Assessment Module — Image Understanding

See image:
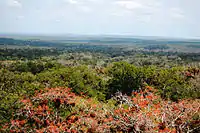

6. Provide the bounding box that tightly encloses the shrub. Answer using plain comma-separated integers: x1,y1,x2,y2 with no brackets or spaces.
37,66,107,101
107,62,143,96
1,86,199,133
108,62,196,101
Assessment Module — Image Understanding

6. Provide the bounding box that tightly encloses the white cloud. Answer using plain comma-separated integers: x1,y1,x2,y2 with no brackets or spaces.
110,12,123,17
35,8,41,14
87,0,98,2
170,8,183,14
113,0,162,16
64,0,78,4
172,13,185,19
16,15,24,19
55,19,61,22
6,0,22,8
63,0,92,13
79,6,92,12
136,15,152,23
115,0,145,10
110,9,132,17
170,8,185,19
15,15,24,21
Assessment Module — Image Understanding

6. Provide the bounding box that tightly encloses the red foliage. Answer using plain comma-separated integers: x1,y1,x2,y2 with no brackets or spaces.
1,86,199,133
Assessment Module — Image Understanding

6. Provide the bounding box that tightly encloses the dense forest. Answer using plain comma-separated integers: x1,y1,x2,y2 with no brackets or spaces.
0,37,199,132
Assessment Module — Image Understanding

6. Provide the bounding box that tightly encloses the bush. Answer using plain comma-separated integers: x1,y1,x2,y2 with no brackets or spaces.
107,62,157,97
7,60,60,74
0,69,39,124
1,87,199,133
108,62,143,96
37,66,107,101
107,62,197,101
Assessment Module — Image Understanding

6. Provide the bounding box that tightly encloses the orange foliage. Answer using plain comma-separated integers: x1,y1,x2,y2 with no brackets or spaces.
1,86,199,133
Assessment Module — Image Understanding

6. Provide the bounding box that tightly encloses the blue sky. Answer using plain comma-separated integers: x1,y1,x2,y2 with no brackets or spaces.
0,0,200,38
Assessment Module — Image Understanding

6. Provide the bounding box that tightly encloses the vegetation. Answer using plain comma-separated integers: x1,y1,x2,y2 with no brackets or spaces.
1,87,199,133
0,48,61,60
0,37,200,132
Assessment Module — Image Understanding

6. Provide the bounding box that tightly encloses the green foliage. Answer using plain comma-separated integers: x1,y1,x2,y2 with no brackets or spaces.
151,67,189,100
1,37,200,130
7,60,60,74
0,48,61,60
107,62,198,101
37,66,107,101
0,69,39,124
1,60,198,126
108,62,144,96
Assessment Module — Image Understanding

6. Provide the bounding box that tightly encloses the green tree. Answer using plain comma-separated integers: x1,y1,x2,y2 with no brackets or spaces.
108,62,144,96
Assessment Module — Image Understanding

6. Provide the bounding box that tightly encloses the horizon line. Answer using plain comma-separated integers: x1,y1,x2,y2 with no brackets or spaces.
0,32,200,40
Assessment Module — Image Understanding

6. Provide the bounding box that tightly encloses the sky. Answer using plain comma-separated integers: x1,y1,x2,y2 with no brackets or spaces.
0,0,200,38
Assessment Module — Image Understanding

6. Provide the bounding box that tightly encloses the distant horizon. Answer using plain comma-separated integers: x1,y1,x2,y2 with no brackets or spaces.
1,32,200,40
